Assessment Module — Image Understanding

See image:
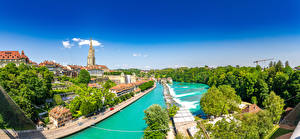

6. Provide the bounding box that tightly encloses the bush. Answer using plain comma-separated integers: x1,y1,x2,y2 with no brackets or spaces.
53,94,64,105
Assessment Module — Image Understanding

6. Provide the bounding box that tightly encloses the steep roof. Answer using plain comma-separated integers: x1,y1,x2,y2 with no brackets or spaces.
39,60,63,67
67,65,85,70
0,51,28,60
110,83,135,93
49,106,71,119
85,65,104,70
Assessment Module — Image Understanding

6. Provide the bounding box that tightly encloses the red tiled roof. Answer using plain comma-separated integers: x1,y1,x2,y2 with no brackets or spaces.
85,65,103,70
134,80,147,86
68,65,85,70
110,83,135,93
110,80,150,93
88,83,100,88
134,88,141,93
85,65,108,70
242,104,261,114
49,106,72,119
0,51,28,60
39,61,62,67
29,60,38,65
97,65,108,69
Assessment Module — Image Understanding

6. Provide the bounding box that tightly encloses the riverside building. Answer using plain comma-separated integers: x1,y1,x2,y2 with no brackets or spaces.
109,80,147,96
49,106,72,128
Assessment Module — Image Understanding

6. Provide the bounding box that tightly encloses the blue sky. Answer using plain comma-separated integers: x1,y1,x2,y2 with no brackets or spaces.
0,0,299,69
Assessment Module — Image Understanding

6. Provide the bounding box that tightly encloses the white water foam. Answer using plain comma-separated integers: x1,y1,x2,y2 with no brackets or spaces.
167,84,199,109
175,92,198,97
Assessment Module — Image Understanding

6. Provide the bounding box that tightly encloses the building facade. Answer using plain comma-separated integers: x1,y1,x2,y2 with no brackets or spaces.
109,83,136,96
0,50,30,68
49,106,72,128
109,80,147,96
39,61,64,76
86,65,104,77
105,72,137,85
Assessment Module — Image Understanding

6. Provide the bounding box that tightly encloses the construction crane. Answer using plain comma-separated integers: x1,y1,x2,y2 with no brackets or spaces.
253,58,274,65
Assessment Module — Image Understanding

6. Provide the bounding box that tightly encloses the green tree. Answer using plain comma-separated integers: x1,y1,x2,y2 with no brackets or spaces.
211,118,241,139
251,96,257,104
53,94,64,105
275,60,283,72
168,104,179,118
263,91,285,123
200,86,224,117
285,61,290,68
80,100,92,116
273,72,289,96
144,104,169,138
78,69,91,84
200,85,240,117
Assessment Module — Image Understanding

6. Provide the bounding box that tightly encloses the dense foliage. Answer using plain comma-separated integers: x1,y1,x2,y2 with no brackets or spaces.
200,85,241,117
0,63,53,121
168,104,179,118
139,81,154,91
151,61,299,107
144,104,169,138
67,80,138,118
263,91,285,123
67,83,116,118
78,69,91,84
196,84,284,138
202,110,274,139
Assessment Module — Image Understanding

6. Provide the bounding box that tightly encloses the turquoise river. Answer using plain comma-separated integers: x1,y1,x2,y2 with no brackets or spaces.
65,82,208,139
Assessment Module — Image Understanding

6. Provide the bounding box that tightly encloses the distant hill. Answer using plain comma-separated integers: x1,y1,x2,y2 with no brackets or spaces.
0,86,35,130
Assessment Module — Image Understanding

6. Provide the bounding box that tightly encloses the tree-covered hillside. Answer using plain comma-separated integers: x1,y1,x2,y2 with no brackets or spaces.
151,61,299,107
0,63,54,122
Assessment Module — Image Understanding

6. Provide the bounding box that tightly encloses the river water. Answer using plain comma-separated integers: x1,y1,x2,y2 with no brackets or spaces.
65,82,208,139
168,82,209,116
65,83,166,139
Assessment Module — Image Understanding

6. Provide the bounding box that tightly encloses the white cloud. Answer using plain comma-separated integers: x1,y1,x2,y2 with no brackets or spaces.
132,53,149,58
73,38,102,47
62,41,72,48
63,38,103,49
72,38,80,42
133,53,142,57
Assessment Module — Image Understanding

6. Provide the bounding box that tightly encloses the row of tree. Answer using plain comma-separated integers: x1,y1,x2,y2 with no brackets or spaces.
150,60,299,107
0,63,53,121
139,81,154,91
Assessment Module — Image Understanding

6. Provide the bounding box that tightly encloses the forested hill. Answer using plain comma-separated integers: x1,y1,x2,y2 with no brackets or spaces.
150,61,299,107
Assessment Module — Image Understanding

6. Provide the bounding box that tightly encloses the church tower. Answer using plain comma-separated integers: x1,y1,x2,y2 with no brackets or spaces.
87,38,96,66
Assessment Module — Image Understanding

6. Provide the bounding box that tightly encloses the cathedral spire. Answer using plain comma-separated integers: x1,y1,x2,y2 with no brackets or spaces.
89,38,93,49
87,37,96,66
